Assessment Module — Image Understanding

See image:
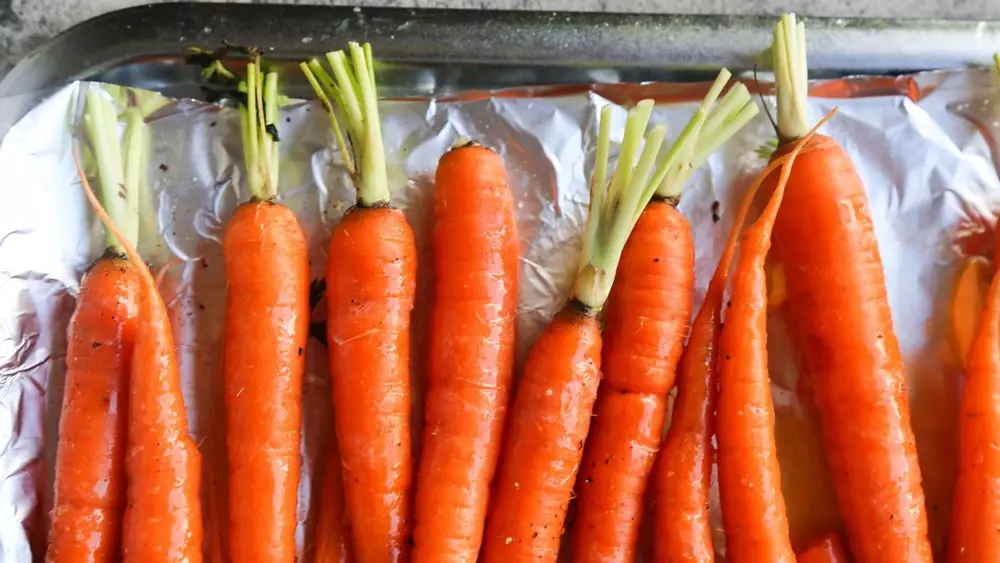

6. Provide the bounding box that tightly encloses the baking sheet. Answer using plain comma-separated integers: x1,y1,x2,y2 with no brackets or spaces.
1,68,998,560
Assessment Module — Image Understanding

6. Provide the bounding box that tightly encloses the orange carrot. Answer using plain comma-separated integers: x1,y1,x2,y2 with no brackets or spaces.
302,43,416,563
650,139,821,562
571,71,758,563
797,532,850,563
411,142,518,562
481,100,669,563
223,60,308,563
47,89,142,563
315,431,353,563
717,112,830,563
73,145,202,561
769,14,932,562
948,216,1000,561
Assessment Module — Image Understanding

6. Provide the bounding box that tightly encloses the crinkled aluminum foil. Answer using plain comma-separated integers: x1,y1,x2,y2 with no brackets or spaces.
1,70,998,560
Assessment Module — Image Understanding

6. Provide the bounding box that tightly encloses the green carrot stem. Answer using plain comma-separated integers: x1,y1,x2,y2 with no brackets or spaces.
301,42,390,207
573,100,666,310
239,58,280,200
82,87,139,252
773,13,811,141
653,69,759,200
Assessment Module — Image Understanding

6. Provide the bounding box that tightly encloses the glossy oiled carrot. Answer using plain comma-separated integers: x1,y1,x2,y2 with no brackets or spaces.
73,148,203,562
482,100,669,563
651,143,823,563
223,202,307,561
223,60,307,563
797,532,850,563
315,432,353,563
303,43,416,563
948,230,1000,560
717,113,829,563
770,15,932,562
571,71,758,563
48,255,138,563
411,143,518,562
47,89,147,563
485,304,601,560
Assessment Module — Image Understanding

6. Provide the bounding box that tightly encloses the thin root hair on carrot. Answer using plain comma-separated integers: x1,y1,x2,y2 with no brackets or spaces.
300,42,389,207
573,99,666,311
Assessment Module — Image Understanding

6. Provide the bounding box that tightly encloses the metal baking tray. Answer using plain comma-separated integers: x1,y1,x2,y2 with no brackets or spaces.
3,2,1000,122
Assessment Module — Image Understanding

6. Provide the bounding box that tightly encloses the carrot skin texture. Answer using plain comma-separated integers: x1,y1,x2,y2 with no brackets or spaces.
651,262,723,563
571,201,694,563
315,432,353,563
797,532,850,563
122,267,203,562
412,145,519,562
481,305,602,563
47,256,139,563
717,216,795,563
948,260,1000,562
327,206,417,563
770,136,932,563
223,200,308,563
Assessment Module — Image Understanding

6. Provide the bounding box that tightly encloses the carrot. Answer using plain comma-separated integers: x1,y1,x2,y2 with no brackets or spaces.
769,14,932,562
717,111,831,563
480,99,671,563
47,88,143,563
571,71,758,563
315,431,353,563
301,43,417,563
648,137,819,563
951,257,991,367
73,137,203,559
220,56,308,563
410,142,518,562
948,223,1000,560
797,532,850,563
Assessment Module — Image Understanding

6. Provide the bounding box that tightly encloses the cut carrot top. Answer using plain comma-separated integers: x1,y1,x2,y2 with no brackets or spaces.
301,42,389,207
240,55,281,201
773,13,810,141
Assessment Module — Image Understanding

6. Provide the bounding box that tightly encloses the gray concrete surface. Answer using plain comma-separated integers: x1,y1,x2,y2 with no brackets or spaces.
2,0,999,76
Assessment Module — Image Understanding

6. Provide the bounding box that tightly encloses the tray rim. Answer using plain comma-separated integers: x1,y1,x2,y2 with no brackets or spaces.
6,3,1000,92
2,1,1000,133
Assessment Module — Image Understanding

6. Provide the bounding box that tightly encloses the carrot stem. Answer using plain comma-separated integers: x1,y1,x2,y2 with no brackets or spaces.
655,69,759,199
573,100,666,310
300,60,355,180
773,13,810,141
239,58,280,200
304,42,389,206
82,87,139,252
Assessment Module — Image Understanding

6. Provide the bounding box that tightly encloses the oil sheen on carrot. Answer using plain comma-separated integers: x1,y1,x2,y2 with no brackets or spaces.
948,246,1000,562
47,255,139,562
769,15,932,562
797,532,850,563
481,304,602,561
223,200,308,563
413,143,518,562
770,136,932,563
571,201,693,562
327,206,417,563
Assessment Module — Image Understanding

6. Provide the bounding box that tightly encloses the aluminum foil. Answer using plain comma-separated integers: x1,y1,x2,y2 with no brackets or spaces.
1,69,999,560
